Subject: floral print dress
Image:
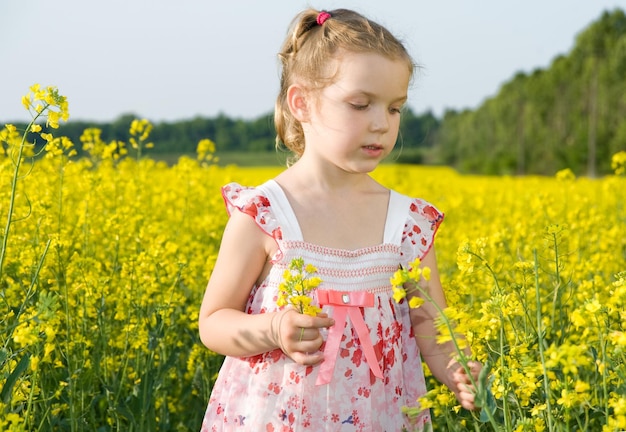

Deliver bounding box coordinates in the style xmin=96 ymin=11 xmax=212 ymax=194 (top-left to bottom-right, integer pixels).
xmin=201 ymin=180 xmax=443 ymax=432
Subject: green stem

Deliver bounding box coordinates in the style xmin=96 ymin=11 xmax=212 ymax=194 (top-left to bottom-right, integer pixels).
xmin=534 ymin=249 xmax=554 ymax=432
xmin=550 ymin=232 xmax=561 ymax=333
xmin=1 ymin=240 xmax=51 ymax=351
xmin=0 ymin=110 xmax=47 ymax=278
xmin=468 ymin=251 xmax=502 ymax=294
xmin=409 ymin=282 xmax=500 ymax=429
xmin=598 ymin=320 xmax=609 ymax=422
xmin=61 ymin=269 xmax=76 ymax=432
xmin=470 ymin=251 xmax=521 ymax=342
xmin=499 ymin=323 xmax=511 ymax=430
xmin=25 ymin=366 xmax=38 ymax=429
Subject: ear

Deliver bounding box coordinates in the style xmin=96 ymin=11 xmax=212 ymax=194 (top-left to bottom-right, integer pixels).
xmin=286 ymin=83 xmax=310 ymax=122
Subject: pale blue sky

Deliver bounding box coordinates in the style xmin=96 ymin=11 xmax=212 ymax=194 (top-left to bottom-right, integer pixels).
xmin=1 ymin=0 xmax=623 ymax=123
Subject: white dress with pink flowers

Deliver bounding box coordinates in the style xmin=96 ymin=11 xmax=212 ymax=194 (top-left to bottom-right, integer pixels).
xmin=201 ymin=180 xmax=443 ymax=432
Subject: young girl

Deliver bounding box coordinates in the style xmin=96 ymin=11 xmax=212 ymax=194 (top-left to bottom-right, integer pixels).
xmin=199 ymin=8 xmax=481 ymax=431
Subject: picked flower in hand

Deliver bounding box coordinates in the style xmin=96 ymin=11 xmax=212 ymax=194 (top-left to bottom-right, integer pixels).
xmin=277 ymin=257 xmax=323 ymax=316
xmin=390 ymin=258 xmax=431 ymax=309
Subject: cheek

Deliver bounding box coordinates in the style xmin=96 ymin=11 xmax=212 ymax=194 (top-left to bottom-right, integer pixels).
xmin=389 ymin=121 xmax=402 ymax=142
xmin=389 ymin=116 xmax=402 ymax=132
xmin=323 ymin=109 xmax=361 ymax=131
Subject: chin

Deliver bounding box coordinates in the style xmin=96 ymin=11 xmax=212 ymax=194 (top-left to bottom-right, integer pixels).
xmin=344 ymin=161 xmax=381 ymax=174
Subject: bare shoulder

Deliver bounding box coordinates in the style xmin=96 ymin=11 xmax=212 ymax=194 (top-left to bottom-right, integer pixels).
xmin=221 ymin=209 xmax=276 ymax=259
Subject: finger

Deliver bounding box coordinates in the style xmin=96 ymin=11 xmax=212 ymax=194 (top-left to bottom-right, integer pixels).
xmin=455 ymin=382 xmax=471 ymax=397
xmin=458 ymin=389 xmax=476 ymax=411
xmin=280 ymin=335 xmax=321 ymax=359
xmin=307 ymin=315 xmax=335 ymax=329
xmin=447 ymin=358 xmax=461 ymax=371
xmin=452 ymin=370 xmax=471 ymax=385
xmin=457 ymin=384 xmax=476 ymax=399
xmin=447 ymin=359 xmax=472 ymax=380
xmin=290 ymin=351 xmax=324 ymax=366
xmin=453 ymin=362 xmax=483 ymax=384
xmin=280 ymin=327 xmax=324 ymax=354
xmin=460 ymin=398 xmax=477 ymax=411
xmin=281 ymin=320 xmax=322 ymax=341
xmin=297 ymin=327 xmax=323 ymax=342
xmin=289 ymin=312 xmax=334 ymax=330
xmin=297 ymin=339 xmax=325 ymax=354
xmin=468 ymin=360 xmax=481 ymax=370
xmin=468 ymin=361 xmax=483 ymax=379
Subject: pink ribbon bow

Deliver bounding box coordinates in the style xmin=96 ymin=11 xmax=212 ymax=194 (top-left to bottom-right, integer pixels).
xmin=315 ymin=289 xmax=383 ymax=385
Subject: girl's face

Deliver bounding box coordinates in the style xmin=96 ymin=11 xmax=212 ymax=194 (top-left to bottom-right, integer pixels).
xmin=302 ymin=51 xmax=411 ymax=173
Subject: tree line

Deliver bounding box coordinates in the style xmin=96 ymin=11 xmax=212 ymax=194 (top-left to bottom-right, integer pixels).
xmin=30 ymin=108 xmax=439 ymax=164
xmin=430 ymin=8 xmax=626 ymax=176
xmin=9 ymin=8 xmax=625 ymax=176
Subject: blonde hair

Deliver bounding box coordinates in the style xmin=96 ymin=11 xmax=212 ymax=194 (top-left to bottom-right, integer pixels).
xmin=274 ymin=8 xmax=415 ymax=159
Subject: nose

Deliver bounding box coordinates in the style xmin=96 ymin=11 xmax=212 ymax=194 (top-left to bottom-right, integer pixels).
xmin=370 ymin=106 xmax=390 ymax=133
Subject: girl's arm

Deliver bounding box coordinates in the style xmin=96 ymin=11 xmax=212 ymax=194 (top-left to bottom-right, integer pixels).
xmin=410 ymin=247 xmax=482 ymax=410
xmin=198 ymin=209 xmax=332 ymax=364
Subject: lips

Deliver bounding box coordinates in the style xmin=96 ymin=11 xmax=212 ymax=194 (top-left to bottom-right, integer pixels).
xmin=362 ymin=144 xmax=384 ymax=157
xmin=363 ymin=144 xmax=383 ymax=150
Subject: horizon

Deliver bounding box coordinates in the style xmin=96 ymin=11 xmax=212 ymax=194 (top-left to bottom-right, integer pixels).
xmin=1 ymin=1 xmax=624 ymax=124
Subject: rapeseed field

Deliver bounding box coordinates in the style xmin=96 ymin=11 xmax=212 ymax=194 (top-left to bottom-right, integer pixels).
xmin=1 ymin=86 xmax=625 ymax=431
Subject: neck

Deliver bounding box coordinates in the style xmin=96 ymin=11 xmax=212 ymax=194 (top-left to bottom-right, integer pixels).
xmin=283 ymin=158 xmax=376 ymax=193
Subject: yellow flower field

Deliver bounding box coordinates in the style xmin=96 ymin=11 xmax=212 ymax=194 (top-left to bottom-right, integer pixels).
xmin=1 ymin=87 xmax=625 ymax=431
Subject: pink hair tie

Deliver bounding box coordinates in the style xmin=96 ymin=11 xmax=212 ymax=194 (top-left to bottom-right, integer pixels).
xmin=316 ymin=11 xmax=331 ymax=26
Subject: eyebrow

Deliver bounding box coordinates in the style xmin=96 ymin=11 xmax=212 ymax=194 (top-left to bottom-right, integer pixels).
xmin=348 ymin=90 xmax=408 ymax=103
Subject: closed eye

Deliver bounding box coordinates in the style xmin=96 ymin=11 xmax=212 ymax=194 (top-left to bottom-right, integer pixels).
xmin=350 ymin=103 xmax=369 ymax=111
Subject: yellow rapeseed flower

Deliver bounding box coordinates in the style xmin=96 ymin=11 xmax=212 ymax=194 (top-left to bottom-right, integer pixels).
xmin=574 ymin=380 xmax=590 ymax=394
xmin=30 ymin=355 xmax=40 ymax=372
xmin=389 ymin=270 xmax=407 ymax=287
xmin=277 ymin=257 xmax=322 ymax=316
xmin=584 ymin=297 xmax=602 ymax=314
xmin=47 ymin=110 xmax=60 ymax=129
xmin=557 ymin=389 xmax=575 ymax=408
xmin=40 ymin=132 xmax=53 ymax=142
xmin=2 ymin=103 xmax=625 ymax=432
xmin=611 ymin=151 xmax=626 ymax=175
xmin=12 ymin=321 xmax=38 ymax=347
xmin=197 ymin=138 xmax=217 ymax=164
xmin=609 ymin=331 xmax=626 ymax=349
xmin=555 ymin=168 xmax=576 ymax=181
xmin=408 ymin=296 xmax=424 ymax=309
xmin=392 ymin=286 xmax=406 ymax=303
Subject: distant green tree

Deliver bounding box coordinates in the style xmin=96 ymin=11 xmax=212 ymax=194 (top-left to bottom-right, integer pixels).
xmin=433 ymin=7 xmax=626 ymax=175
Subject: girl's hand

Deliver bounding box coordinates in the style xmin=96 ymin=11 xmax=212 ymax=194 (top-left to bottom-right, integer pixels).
xmin=447 ymin=359 xmax=482 ymax=410
xmin=272 ymin=309 xmax=334 ymax=365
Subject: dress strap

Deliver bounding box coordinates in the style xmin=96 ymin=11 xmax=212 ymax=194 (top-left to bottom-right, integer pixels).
xmin=258 ymin=180 xmax=304 ymax=241
xmin=383 ymin=190 xmax=414 ymax=245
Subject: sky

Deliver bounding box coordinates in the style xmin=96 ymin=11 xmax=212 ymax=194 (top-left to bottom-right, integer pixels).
xmin=1 ymin=0 xmax=624 ymax=124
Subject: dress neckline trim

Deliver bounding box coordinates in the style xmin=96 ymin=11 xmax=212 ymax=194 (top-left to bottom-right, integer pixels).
xmin=262 ymin=179 xmax=406 ymax=253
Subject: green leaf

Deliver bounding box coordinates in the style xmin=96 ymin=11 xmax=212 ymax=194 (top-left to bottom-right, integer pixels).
xmin=1 ymin=352 xmax=31 ymax=404
xmin=478 ymin=375 xmax=497 ymax=423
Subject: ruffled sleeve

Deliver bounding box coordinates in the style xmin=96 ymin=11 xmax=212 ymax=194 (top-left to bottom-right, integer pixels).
xmin=399 ymin=198 xmax=444 ymax=267
xmin=221 ymin=183 xmax=284 ymax=259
